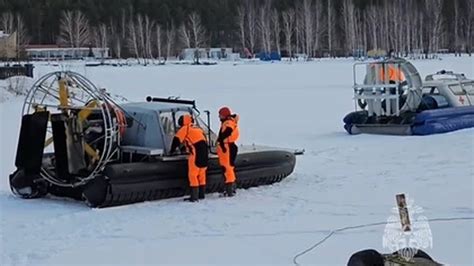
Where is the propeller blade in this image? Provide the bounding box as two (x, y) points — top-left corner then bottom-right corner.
(58, 78), (69, 108)
(84, 143), (100, 161)
(78, 101), (98, 122)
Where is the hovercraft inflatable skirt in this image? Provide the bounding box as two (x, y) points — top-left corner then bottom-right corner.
(344, 106), (474, 136)
(82, 149), (296, 208)
(411, 106), (474, 135)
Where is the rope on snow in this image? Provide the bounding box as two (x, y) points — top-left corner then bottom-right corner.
(292, 217), (474, 266)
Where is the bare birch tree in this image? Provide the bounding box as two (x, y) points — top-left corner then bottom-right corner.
(155, 24), (163, 62)
(342, 0), (356, 53)
(303, 0), (314, 57)
(236, 5), (246, 51)
(295, 0), (314, 58)
(426, 0), (444, 53)
(454, 0), (460, 53)
(388, 1), (401, 54)
(98, 24), (108, 49)
(128, 14), (140, 62)
(362, 10), (368, 51)
(464, 0), (474, 54)
(327, 0), (335, 55)
(404, 0), (414, 55)
(0, 12), (14, 34)
(144, 15), (155, 61)
(120, 9), (127, 40)
(3, 0), (473, 59)
(419, 10), (425, 55)
(354, 9), (365, 51)
(271, 9), (281, 54)
(15, 14), (29, 47)
(108, 18), (122, 59)
(165, 23), (176, 60)
(136, 14), (146, 62)
(92, 23), (108, 60)
(282, 9), (295, 59)
(257, 1), (272, 54)
(95, 23), (109, 59)
(59, 10), (90, 48)
(246, 1), (257, 55)
(365, 5), (378, 50)
(295, 8), (302, 55)
(73, 11), (89, 48)
(188, 12), (206, 48)
(179, 23), (191, 48)
(382, 0), (390, 52)
(313, 0), (326, 55)
(59, 11), (74, 47)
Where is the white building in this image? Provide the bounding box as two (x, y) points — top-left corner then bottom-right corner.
(25, 45), (110, 60)
(181, 48), (236, 61)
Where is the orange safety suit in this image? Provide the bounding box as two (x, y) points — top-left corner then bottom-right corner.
(170, 115), (208, 187)
(217, 114), (240, 184)
(378, 64), (406, 83)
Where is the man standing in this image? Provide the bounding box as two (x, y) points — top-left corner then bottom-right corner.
(217, 107), (240, 197)
(169, 114), (208, 202)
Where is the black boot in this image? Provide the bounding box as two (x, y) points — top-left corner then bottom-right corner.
(184, 187), (199, 202)
(198, 185), (206, 200)
(225, 182), (235, 197)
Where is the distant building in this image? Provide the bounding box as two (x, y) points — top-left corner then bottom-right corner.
(208, 48), (233, 60)
(181, 48), (237, 61)
(25, 45), (110, 60)
(0, 31), (18, 59)
(181, 48), (207, 61)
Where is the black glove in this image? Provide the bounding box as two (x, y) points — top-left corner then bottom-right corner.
(169, 136), (180, 155)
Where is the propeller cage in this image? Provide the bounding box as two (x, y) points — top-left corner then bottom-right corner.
(22, 71), (121, 187)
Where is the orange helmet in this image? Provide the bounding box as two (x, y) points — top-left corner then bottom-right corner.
(219, 107), (232, 118)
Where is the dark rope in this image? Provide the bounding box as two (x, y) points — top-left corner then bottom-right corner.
(292, 217), (474, 266)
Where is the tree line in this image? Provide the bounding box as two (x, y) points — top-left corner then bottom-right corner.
(1, 0), (473, 60)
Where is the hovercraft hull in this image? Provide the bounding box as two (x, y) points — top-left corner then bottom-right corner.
(344, 106), (474, 136)
(60, 149), (296, 207)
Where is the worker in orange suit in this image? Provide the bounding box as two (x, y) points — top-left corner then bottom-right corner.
(169, 114), (209, 202)
(217, 107), (240, 197)
(374, 62), (407, 114)
(378, 64), (405, 83)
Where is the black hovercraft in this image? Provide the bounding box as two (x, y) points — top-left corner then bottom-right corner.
(9, 71), (303, 207)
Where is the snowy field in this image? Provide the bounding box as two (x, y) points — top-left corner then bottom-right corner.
(0, 56), (473, 265)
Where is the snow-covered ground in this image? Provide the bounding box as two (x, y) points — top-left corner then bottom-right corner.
(1, 56), (473, 265)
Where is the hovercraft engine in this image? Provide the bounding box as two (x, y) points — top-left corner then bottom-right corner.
(344, 58), (423, 135)
(10, 71), (124, 199)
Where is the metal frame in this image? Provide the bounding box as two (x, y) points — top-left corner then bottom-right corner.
(22, 71), (120, 187)
(352, 61), (404, 117)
